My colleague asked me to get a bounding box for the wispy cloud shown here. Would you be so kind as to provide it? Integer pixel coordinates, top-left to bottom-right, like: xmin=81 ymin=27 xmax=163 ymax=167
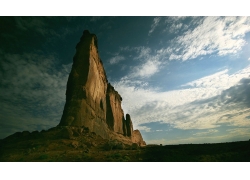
xmin=226 ymin=128 xmax=250 ymax=136
xmin=111 ymin=17 xmax=250 ymax=80
xmin=163 ymin=16 xmax=192 ymax=34
xmin=134 ymin=47 xmax=151 ymax=59
xmin=139 ymin=126 xmax=151 ymax=132
xmin=109 ymin=24 xmax=250 ymax=138
xmin=132 ymin=59 xmax=162 ymax=78
xmin=169 ymin=23 xmax=183 ymax=33
xmin=193 ymin=129 xmax=218 ymax=136
xmin=90 ymin=16 xmax=102 ymax=22
xmin=146 ymin=129 xmax=250 ymax=145
xmin=165 ymin=16 xmax=189 ymax=23
xmin=114 ymin=66 xmax=250 ymax=134
xmin=113 ymin=46 xmax=164 ymax=79
xmin=169 ymin=17 xmax=250 ymax=61
xmin=148 ymin=17 xmax=161 ymax=35
xmin=109 ymin=55 xmax=125 ymax=64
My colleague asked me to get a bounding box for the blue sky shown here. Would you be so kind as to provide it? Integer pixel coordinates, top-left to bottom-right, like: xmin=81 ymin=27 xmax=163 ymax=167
xmin=1 ymin=16 xmax=250 ymax=144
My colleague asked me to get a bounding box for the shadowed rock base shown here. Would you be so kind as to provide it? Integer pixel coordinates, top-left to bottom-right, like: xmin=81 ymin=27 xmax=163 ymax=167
xmin=0 ymin=130 xmax=248 ymax=162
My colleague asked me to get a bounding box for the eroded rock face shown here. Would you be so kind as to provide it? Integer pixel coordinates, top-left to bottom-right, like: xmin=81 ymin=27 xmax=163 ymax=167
xmin=59 ymin=30 xmax=145 ymax=145
xmin=106 ymin=83 xmax=124 ymax=134
xmin=59 ymin=30 xmax=110 ymax=138
xmin=132 ymin=130 xmax=146 ymax=146
xmin=125 ymin=114 xmax=133 ymax=137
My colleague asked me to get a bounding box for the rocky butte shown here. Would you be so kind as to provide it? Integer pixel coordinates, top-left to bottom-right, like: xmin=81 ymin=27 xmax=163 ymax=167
xmin=59 ymin=30 xmax=145 ymax=146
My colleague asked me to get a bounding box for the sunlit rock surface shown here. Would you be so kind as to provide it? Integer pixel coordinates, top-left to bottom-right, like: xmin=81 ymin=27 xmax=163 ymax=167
xmin=59 ymin=30 xmax=145 ymax=145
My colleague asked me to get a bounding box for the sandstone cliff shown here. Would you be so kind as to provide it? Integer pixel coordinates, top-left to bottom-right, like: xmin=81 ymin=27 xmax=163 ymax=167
xmin=132 ymin=130 xmax=146 ymax=146
xmin=59 ymin=30 xmax=145 ymax=146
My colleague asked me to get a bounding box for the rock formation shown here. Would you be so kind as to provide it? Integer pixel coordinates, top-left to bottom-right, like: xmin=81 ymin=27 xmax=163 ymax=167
xmin=132 ymin=130 xmax=146 ymax=146
xmin=125 ymin=114 xmax=133 ymax=137
xmin=59 ymin=30 xmax=145 ymax=146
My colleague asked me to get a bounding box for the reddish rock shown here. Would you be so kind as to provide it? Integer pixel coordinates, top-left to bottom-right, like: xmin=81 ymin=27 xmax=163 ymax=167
xmin=59 ymin=30 xmax=110 ymax=138
xmin=106 ymin=83 xmax=124 ymax=134
xmin=59 ymin=30 xmax=145 ymax=145
xmin=132 ymin=130 xmax=146 ymax=146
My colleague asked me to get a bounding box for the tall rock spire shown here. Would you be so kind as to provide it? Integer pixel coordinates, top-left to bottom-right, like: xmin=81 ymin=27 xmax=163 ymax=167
xmin=59 ymin=30 xmax=145 ymax=145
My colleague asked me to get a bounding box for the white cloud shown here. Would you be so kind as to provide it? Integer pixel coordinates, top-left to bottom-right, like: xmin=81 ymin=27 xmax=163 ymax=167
xmin=138 ymin=126 xmax=151 ymax=132
xmin=148 ymin=17 xmax=161 ymax=35
xmin=114 ymin=66 xmax=250 ymax=131
xmin=117 ymin=46 xmax=164 ymax=79
xmin=180 ymin=66 xmax=250 ymax=102
xmin=119 ymin=46 xmax=140 ymax=52
xmin=169 ymin=17 xmax=250 ymax=61
xmin=169 ymin=23 xmax=183 ymax=33
xmin=132 ymin=59 xmax=161 ymax=78
xmin=114 ymin=17 xmax=250 ymax=80
xmin=164 ymin=16 xmax=189 ymax=24
xmin=135 ymin=47 xmax=151 ymax=59
xmin=226 ymin=128 xmax=250 ymax=136
xmin=163 ymin=16 xmax=197 ymax=35
xmin=147 ymin=129 xmax=250 ymax=145
xmin=109 ymin=55 xmax=125 ymax=64
xmin=193 ymin=129 xmax=218 ymax=136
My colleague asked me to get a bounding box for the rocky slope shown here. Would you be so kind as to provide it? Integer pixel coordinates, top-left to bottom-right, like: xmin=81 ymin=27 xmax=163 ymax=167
xmin=0 ymin=126 xmax=145 ymax=162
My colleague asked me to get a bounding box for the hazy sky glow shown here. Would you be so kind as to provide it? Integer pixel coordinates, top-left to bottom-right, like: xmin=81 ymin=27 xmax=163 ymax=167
xmin=1 ymin=16 xmax=250 ymax=144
